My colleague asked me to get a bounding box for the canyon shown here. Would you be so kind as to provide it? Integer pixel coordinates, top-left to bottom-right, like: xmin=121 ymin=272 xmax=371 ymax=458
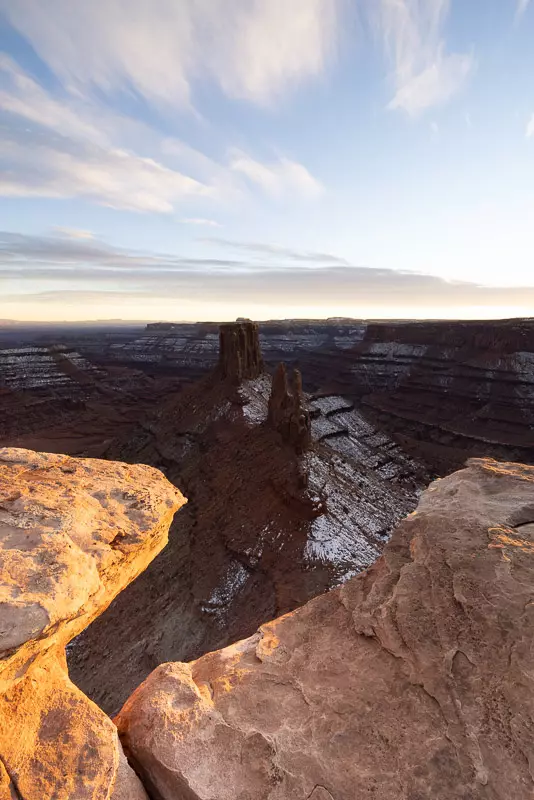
xmin=2 ymin=317 xmax=533 ymax=472
xmin=1 ymin=317 xmax=533 ymax=798
xmin=1 ymin=449 xmax=533 ymax=798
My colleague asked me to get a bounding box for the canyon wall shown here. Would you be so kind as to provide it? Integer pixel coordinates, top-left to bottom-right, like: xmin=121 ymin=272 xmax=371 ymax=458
xmin=4 ymin=318 xmax=533 ymax=474
xmin=68 ymin=354 xmax=427 ymax=715
xmin=0 ymin=448 xmax=185 ymax=799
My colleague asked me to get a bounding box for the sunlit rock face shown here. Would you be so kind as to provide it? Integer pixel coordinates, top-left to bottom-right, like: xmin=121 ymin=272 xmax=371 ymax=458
xmin=116 ymin=459 xmax=534 ymax=800
xmin=0 ymin=448 xmax=185 ymax=800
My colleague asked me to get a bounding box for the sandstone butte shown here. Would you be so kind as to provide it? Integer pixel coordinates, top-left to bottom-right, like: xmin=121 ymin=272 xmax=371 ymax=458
xmin=0 ymin=447 xmax=186 ymax=800
xmin=1 ymin=451 xmax=534 ymax=799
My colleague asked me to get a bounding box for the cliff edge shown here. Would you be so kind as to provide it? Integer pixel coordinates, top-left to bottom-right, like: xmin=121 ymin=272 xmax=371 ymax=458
xmin=116 ymin=458 xmax=534 ymax=800
xmin=0 ymin=448 xmax=186 ymax=799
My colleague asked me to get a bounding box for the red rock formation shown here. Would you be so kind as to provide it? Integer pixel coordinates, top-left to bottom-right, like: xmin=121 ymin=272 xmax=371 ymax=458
xmin=218 ymin=320 xmax=264 ymax=381
xmin=268 ymin=363 xmax=311 ymax=452
xmin=0 ymin=448 xmax=185 ymax=800
xmin=116 ymin=458 xmax=534 ymax=800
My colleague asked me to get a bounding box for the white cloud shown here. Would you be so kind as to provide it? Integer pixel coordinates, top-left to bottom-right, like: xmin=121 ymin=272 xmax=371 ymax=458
xmin=229 ymin=150 xmax=323 ymax=200
xmin=517 ymin=0 xmax=531 ymax=17
xmin=0 ymin=59 xmax=322 ymax=212
xmin=181 ymin=218 xmax=223 ymax=228
xmin=201 ymin=238 xmax=347 ymax=264
xmin=53 ymin=227 xmax=94 ymax=239
xmin=0 ymin=55 xmax=105 ymax=144
xmin=0 ymin=0 xmax=338 ymax=109
xmin=0 ymin=127 xmax=210 ymax=212
xmin=527 ymin=114 xmax=534 ymax=138
xmin=369 ymin=0 xmax=474 ymax=114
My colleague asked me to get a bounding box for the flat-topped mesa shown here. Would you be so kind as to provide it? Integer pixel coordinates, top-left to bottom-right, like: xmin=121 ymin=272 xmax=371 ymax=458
xmin=0 ymin=447 xmax=186 ymax=800
xmin=218 ymin=320 xmax=264 ymax=382
xmin=268 ymin=363 xmax=311 ymax=453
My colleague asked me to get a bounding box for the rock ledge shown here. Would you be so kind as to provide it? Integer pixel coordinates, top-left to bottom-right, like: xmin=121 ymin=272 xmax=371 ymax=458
xmin=0 ymin=447 xmax=185 ymax=800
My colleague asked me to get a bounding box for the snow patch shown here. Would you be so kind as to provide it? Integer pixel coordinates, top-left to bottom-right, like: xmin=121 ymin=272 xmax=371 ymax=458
xmin=238 ymin=375 xmax=272 ymax=425
xmin=201 ymin=561 xmax=250 ymax=616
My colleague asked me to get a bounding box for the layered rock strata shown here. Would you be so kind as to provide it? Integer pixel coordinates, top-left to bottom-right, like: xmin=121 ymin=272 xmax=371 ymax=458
xmin=71 ymin=372 xmax=424 ymax=715
xmin=218 ymin=320 xmax=264 ymax=381
xmin=324 ymin=320 xmax=534 ymax=471
xmin=116 ymin=458 xmax=534 ymax=800
xmin=268 ymin=363 xmax=312 ymax=453
xmin=0 ymin=448 xmax=185 ymax=799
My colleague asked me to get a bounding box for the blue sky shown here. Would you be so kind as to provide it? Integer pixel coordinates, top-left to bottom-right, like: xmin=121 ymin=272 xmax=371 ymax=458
xmin=1 ymin=0 xmax=534 ymax=321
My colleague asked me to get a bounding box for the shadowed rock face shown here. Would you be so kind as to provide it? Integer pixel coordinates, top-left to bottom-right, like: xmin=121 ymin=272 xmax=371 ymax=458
xmin=219 ymin=320 xmax=264 ymax=381
xmin=268 ymin=363 xmax=312 ymax=453
xmin=0 ymin=448 xmax=185 ymax=800
xmin=70 ymin=370 xmax=426 ymax=716
xmin=116 ymin=458 xmax=534 ymax=800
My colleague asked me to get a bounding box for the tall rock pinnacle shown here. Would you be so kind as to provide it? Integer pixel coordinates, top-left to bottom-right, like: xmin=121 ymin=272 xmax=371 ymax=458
xmin=268 ymin=363 xmax=311 ymax=453
xmin=218 ymin=320 xmax=264 ymax=382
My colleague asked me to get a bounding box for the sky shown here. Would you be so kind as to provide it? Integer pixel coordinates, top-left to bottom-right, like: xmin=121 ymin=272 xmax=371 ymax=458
xmin=1 ymin=0 xmax=534 ymax=322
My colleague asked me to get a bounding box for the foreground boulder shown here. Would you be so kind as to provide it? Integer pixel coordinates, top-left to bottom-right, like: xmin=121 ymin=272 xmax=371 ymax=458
xmin=116 ymin=458 xmax=534 ymax=800
xmin=0 ymin=448 xmax=185 ymax=800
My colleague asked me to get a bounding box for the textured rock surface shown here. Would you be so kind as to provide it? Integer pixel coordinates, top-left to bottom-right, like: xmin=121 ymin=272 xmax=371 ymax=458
xmin=329 ymin=320 xmax=534 ymax=471
xmin=0 ymin=448 xmax=185 ymax=800
xmin=218 ymin=320 xmax=264 ymax=381
xmin=71 ymin=371 xmax=426 ymax=715
xmin=116 ymin=458 xmax=534 ymax=800
xmin=268 ymin=364 xmax=311 ymax=453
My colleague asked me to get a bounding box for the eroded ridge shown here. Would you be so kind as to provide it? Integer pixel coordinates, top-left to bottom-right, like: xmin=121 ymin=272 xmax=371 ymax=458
xmin=116 ymin=458 xmax=534 ymax=800
xmin=0 ymin=447 xmax=185 ymax=800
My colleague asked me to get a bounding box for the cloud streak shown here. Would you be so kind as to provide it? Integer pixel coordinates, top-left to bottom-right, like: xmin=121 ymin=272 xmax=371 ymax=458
xmin=0 ymin=59 xmax=322 ymax=212
xmin=229 ymin=151 xmax=323 ymax=200
xmin=3 ymin=232 xmax=534 ymax=314
xmin=200 ymin=238 xmax=348 ymax=264
xmin=0 ymin=0 xmax=339 ymax=109
xmin=369 ymin=0 xmax=474 ymax=114
xmin=181 ymin=218 xmax=223 ymax=228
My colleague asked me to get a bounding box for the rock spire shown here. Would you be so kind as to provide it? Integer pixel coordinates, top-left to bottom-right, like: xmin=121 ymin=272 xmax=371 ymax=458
xmin=268 ymin=362 xmax=311 ymax=453
xmin=218 ymin=320 xmax=264 ymax=382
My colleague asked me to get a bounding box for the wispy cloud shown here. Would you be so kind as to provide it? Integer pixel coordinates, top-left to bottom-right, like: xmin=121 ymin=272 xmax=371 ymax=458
xmin=201 ymin=238 xmax=347 ymax=264
xmin=369 ymin=0 xmax=474 ymax=114
xmin=0 ymin=0 xmax=338 ymax=109
xmin=516 ymin=0 xmax=531 ymax=18
xmin=526 ymin=113 xmax=534 ymax=138
xmin=0 ymin=125 xmax=210 ymax=212
xmin=53 ymin=227 xmax=94 ymax=240
xmin=181 ymin=218 xmax=223 ymax=228
xmin=229 ymin=150 xmax=323 ymax=199
xmin=0 ymin=59 xmax=321 ymax=212
xmin=3 ymin=232 xmax=534 ymax=315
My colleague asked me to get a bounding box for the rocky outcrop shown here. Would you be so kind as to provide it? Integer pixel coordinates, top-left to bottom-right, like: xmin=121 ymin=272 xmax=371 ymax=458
xmin=268 ymin=363 xmax=311 ymax=453
xmin=218 ymin=320 xmax=264 ymax=381
xmin=116 ymin=458 xmax=534 ymax=800
xmin=71 ymin=371 xmax=425 ymax=716
xmin=0 ymin=448 xmax=185 ymax=799
xmin=336 ymin=320 xmax=534 ymax=471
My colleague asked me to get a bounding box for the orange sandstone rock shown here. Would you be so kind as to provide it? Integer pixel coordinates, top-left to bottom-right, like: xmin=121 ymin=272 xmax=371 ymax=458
xmin=0 ymin=447 xmax=185 ymax=800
